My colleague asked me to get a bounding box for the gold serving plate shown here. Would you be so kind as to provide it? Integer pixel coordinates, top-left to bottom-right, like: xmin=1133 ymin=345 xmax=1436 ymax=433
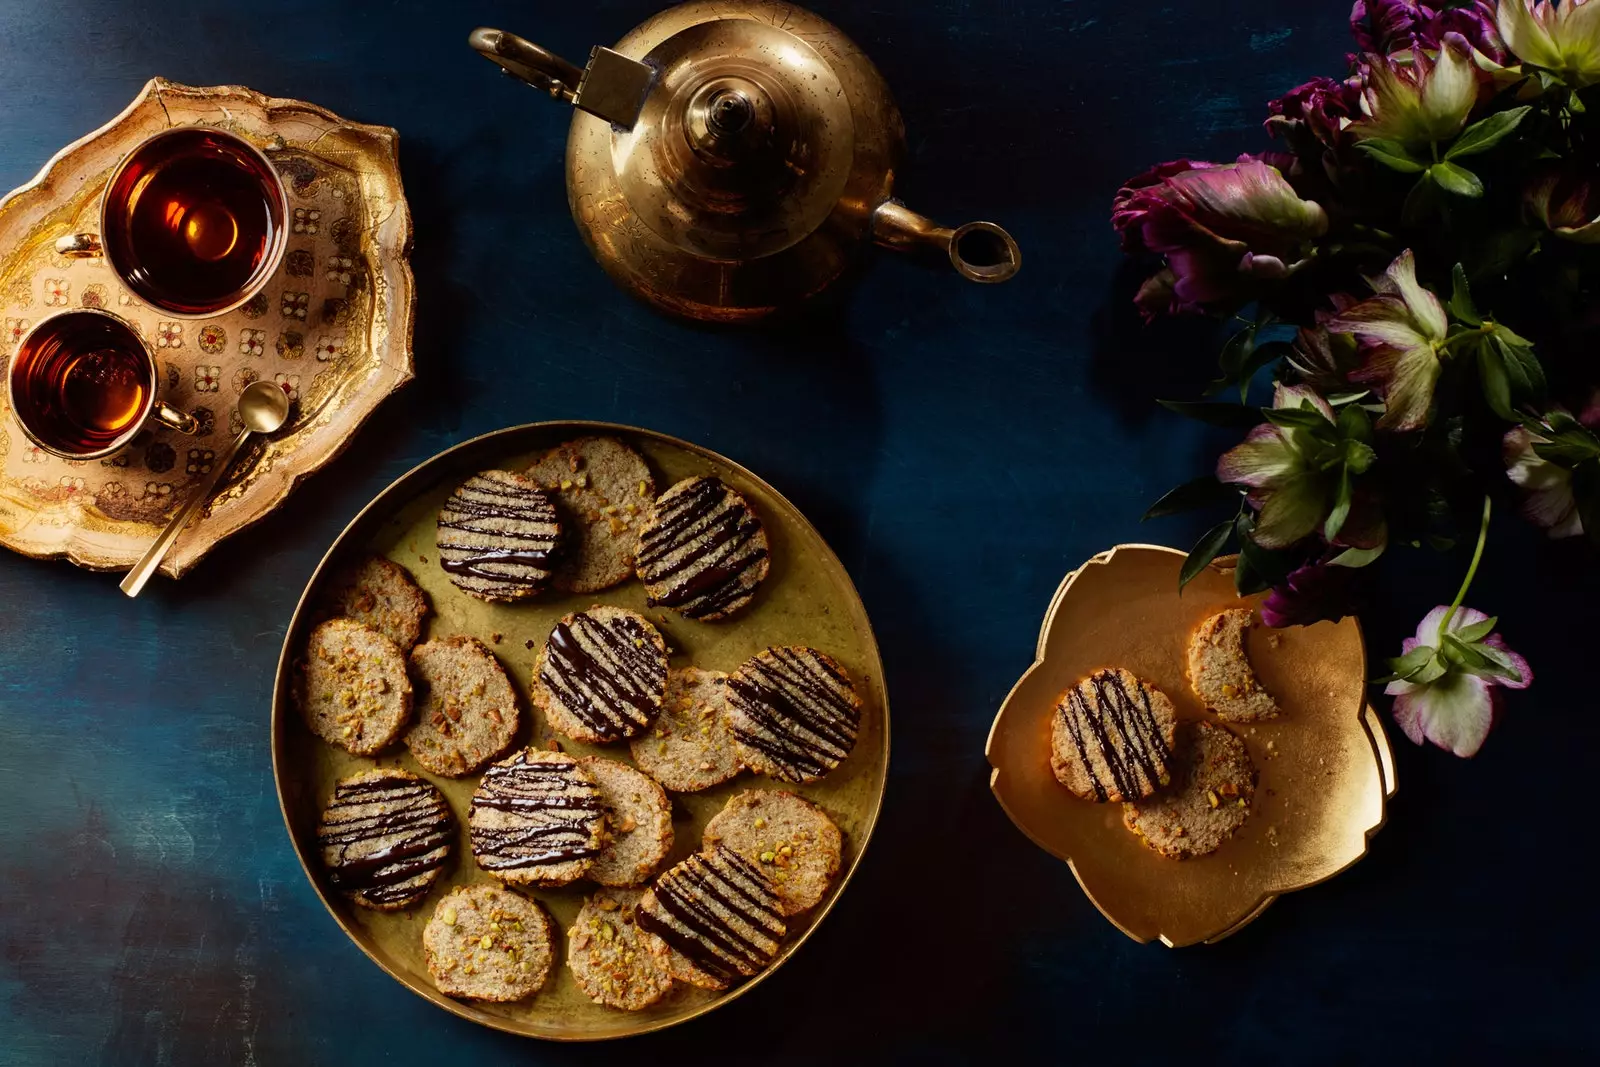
xmin=0 ymin=78 xmax=414 ymax=577
xmin=986 ymin=544 xmax=1394 ymax=947
xmin=271 ymin=422 xmax=889 ymax=1040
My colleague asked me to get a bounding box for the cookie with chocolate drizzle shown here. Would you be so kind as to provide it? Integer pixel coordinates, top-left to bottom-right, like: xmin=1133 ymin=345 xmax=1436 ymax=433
xmin=1049 ymin=667 xmax=1178 ymax=803
xmin=726 ymin=647 xmax=863 ymax=784
xmin=317 ymin=768 xmax=454 ymax=911
xmin=635 ymin=476 xmax=770 ymax=621
xmin=468 ymin=749 xmax=607 ymax=887
xmin=533 ymin=606 xmax=669 ymax=744
xmin=637 ymin=845 xmax=786 ymax=990
xmin=435 ymin=469 xmax=562 ymax=602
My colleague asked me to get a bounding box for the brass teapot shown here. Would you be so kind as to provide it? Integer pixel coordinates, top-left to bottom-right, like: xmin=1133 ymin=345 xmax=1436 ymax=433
xmin=469 ymin=2 xmax=1020 ymax=323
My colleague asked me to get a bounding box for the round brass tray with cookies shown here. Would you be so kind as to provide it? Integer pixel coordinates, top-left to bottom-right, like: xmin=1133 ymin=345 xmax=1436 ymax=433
xmin=987 ymin=544 xmax=1395 ymax=947
xmin=271 ymin=421 xmax=888 ymax=1040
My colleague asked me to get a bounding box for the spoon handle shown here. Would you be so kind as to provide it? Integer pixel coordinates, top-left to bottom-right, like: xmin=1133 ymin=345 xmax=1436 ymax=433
xmin=120 ymin=427 xmax=252 ymax=598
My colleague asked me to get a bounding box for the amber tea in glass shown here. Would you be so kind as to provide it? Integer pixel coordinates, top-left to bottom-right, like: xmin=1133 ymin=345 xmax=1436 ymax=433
xmin=6 ymin=310 xmax=198 ymax=459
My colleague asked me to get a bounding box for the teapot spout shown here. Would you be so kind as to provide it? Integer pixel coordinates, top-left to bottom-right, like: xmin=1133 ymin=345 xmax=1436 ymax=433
xmin=870 ymin=201 xmax=1020 ymax=283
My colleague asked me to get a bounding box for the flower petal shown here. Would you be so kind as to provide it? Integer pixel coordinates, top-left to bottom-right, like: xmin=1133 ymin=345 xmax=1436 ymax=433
xmin=1217 ymin=424 xmax=1300 ymax=488
xmin=1499 ymin=0 xmax=1563 ymax=69
xmin=1251 ymin=474 xmax=1329 ymax=547
xmin=1353 ymin=340 xmax=1442 ymax=431
xmin=1483 ymin=635 xmax=1534 ymax=690
xmin=1419 ymin=36 xmax=1479 ymax=140
xmin=1390 ymin=670 xmax=1497 ymax=756
xmin=1384 ymin=249 xmax=1449 ymax=340
xmin=1326 ymin=294 xmax=1434 ymax=349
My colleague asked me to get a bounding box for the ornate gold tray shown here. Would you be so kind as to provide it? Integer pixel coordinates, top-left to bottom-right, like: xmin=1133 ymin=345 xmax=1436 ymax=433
xmin=0 ymin=78 xmax=414 ymax=577
xmin=271 ymin=422 xmax=889 ymax=1040
xmin=987 ymin=544 xmax=1394 ymax=947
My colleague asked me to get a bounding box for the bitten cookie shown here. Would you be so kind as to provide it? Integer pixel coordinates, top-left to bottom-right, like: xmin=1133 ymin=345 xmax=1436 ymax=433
xmin=1188 ymin=608 xmax=1280 ymax=722
xmin=702 ymin=790 xmax=842 ymax=916
xmin=578 ymin=756 xmax=674 ymax=887
xmin=405 ymin=636 xmax=520 ymax=777
xmin=435 ymin=469 xmax=562 ymax=602
xmin=323 ymin=555 xmax=429 ymax=650
xmin=630 ymin=667 xmax=741 ymax=793
xmin=726 ymin=647 xmax=862 ymax=784
xmin=469 ymin=750 xmax=606 ymax=887
xmin=1123 ymin=721 xmax=1256 ymax=859
xmin=423 ymin=883 xmax=554 ymax=1002
xmin=567 ymin=888 xmax=675 ymax=1011
xmin=635 ymin=476 xmax=770 ymax=621
xmin=317 ymin=769 xmax=454 ymax=911
xmin=533 ymin=606 xmax=668 ymax=744
xmin=1050 ymin=667 xmax=1178 ymax=803
xmin=298 ymin=618 xmax=412 ymax=756
xmin=525 ymin=436 xmax=656 ymax=594
xmin=637 ymin=846 xmax=786 ymax=990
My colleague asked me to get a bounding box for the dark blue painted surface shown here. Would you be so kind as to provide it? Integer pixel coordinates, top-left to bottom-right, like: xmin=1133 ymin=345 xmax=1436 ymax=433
xmin=0 ymin=1 xmax=1594 ymax=1063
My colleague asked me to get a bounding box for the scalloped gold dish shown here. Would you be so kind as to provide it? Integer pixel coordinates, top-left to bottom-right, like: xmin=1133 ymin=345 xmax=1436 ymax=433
xmin=0 ymin=78 xmax=413 ymax=578
xmin=986 ymin=544 xmax=1394 ymax=947
xmin=271 ymin=421 xmax=888 ymax=1040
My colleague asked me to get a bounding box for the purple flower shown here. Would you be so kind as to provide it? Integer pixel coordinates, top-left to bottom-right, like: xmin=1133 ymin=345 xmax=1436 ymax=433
xmin=1260 ymin=561 xmax=1362 ymax=628
xmin=1112 ymin=157 xmax=1328 ymax=319
xmin=1387 ymin=606 xmax=1531 ymax=757
xmin=1503 ymin=398 xmax=1600 ymax=537
xmin=1527 ymin=167 xmax=1600 ymax=243
xmin=1265 ymin=75 xmax=1362 ymax=153
xmin=1327 ymin=250 xmax=1450 ymax=431
xmin=1351 ymin=1 xmax=1507 ymax=62
xmin=1349 ymin=37 xmax=1482 ymax=146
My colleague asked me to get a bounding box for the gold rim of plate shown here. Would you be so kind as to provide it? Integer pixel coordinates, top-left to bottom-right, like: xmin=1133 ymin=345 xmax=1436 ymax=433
xmin=271 ymin=421 xmax=889 ymax=1040
xmin=0 ymin=77 xmax=415 ymax=577
xmin=985 ymin=544 xmax=1395 ymax=947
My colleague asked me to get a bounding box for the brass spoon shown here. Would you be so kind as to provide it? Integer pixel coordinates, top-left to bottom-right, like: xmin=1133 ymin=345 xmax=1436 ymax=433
xmin=120 ymin=380 xmax=293 ymax=597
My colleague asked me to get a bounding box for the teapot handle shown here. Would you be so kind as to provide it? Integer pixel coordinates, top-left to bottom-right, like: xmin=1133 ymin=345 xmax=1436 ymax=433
xmin=469 ymin=28 xmax=654 ymax=128
xmin=468 ymin=28 xmax=585 ymax=101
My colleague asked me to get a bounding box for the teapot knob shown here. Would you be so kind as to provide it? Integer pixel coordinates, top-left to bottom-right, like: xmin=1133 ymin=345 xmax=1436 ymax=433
xmin=469 ymin=27 xmax=655 ymax=129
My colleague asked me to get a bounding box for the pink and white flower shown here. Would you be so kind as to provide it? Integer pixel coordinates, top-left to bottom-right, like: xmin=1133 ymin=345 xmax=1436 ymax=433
xmin=1388 ymin=606 xmax=1531 ymax=757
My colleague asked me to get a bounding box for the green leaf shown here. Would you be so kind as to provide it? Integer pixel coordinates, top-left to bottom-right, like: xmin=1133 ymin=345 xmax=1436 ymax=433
xmin=1441 ymin=633 xmax=1523 ymax=682
xmin=1453 ymin=615 xmax=1498 ymax=643
xmin=1337 ymin=401 xmax=1373 ymax=444
xmin=1159 ymin=399 xmax=1267 ymax=428
xmin=1179 ymin=520 xmax=1235 ymax=592
xmin=1374 ymin=644 xmax=1441 ymax=684
xmin=1235 ymin=512 xmax=1294 ymax=594
xmin=1344 ymin=439 xmax=1377 ymax=474
xmin=1357 ymin=138 xmax=1427 ymax=173
xmin=1265 ymin=406 xmax=1333 ymax=431
xmin=1325 ymin=466 xmax=1353 ymax=541
xmin=1448 ymin=264 xmax=1481 ymax=325
xmin=1532 ymin=423 xmax=1600 ymax=467
xmin=1143 ymin=476 xmax=1239 ymax=521
xmin=1234 ymin=340 xmax=1293 ymax=403
xmin=1445 ymin=106 xmax=1531 ymax=160
xmin=1329 ymin=543 xmax=1385 ymax=568
xmin=1430 ymin=162 xmax=1485 ymax=198
xmin=1477 ymin=342 xmax=1515 ymax=420
xmin=1496 ymin=330 xmax=1548 ymax=407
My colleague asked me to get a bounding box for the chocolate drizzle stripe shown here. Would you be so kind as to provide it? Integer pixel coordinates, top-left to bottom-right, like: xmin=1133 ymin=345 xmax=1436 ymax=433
xmin=437 ymin=473 xmax=559 ymax=592
xmin=539 ymin=613 xmax=664 ymax=736
xmin=317 ymin=776 xmax=453 ymax=905
xmin=1058 ymin=670 xmax=1171 ymax=801
xmin=728 ymin=648 xmax=859 ymax=780
xmin=637 ymin=478 xmax=766 ymax=617
xmin=469 ymin=753 xmax=604 ymax=872
xmin=637 ymin=849 xmax=783 ymax=981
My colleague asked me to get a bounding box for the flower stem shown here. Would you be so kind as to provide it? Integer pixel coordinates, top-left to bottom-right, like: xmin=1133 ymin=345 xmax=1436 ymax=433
xmin=1439 ymin=495 xmax=1491 ymax=635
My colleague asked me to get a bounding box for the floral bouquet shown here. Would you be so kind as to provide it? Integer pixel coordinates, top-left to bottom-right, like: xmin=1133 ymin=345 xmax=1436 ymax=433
xmin=1110 ymin=1 xmax=1600 ymax=757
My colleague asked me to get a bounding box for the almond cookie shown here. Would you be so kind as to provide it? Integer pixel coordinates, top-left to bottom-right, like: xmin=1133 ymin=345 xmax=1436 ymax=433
xmin=405 ymin=636 xmax=520 ymax=777
xmin=533 ymin=606 xmax=668 ymax=744
xmin=726 ymin=647 xmax=862 ymax=784
xmin=578 ymin=756 xmax=674 ymax=887
xmin=1187 ymin=608 xmax=1280 ymax=722
xmin=637 ymin=846 xmax=785 ymax=990
xmin=423 ymin=883 xmax=554 ymax=1002
xmin=1123 ymin=721 xmax=1256 ymax=859
xmin=469 ymin=750 xmax=606 ymax=887
xmin=635 ymin=476 xmax=770 ymax=621
xmin=525 ymin=436 xmax=656 ymax=595
xmin=566 ymin=888 xmax=675 ymax=1011
xmin=630 ymin=667 xmax=741 ymax=793
xmin=323 ymin=555 xmax=429 ymax=651
xmin=435 ymin=469 xmax=562 ymax=602
xmin=702 ymin=790 xmax=842 ymax=916
xmin=1050 ymin=667 xmax=1178 ymax=803
xmin=317 ymin=769 xmax=454 ymax=910
xmin=298 ymin=618 xmax=412 ymax=756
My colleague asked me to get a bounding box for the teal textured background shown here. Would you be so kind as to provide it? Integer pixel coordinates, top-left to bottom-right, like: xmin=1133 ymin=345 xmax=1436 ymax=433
xmin=0 ymin=1 xmax=1593 ymax=1062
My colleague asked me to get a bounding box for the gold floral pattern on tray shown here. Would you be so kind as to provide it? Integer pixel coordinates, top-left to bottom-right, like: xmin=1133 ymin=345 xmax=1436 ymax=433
xmin=0 ymin=78 xmax=414 ymax=577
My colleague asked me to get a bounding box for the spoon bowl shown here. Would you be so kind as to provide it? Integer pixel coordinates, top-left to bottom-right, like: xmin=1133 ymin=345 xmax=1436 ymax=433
xmin=240 ymin=379 xmax=292 ymax=434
